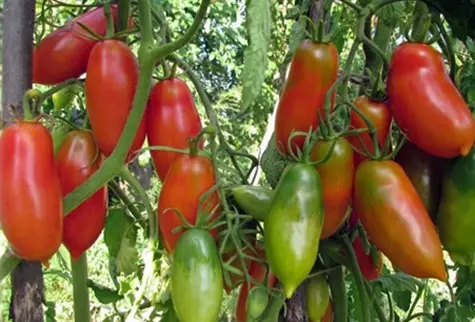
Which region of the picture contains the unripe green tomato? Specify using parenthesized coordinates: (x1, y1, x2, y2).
(52, 84, 80, 112)
(246, 286, 269, 321)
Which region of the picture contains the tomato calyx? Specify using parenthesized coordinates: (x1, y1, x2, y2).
(188, 125, 216, 155)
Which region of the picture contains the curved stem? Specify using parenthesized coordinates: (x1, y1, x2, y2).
(150, 0, 210, 60)
(71, 253, 90, 322)
(342, 235, 371, 322)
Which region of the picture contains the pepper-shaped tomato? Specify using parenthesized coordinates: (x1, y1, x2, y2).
(0, 121, 63, 261)
(235, 247, 277, 322)
(146, 78, 203, 182)
(171, 228, 223, 322)
(85, 39, 146, 160)
(438, 147, 475, 264)
(311, 138, 354, 238)
(354, 160, 446, 281)
(387, 42, 475, 158)
(395, 142, 446, 223)
(56, 131, 108, 260)
(348, 96, 392, 166)
(275, 40, 339, 155)
(157, 154, 220, 253)
(265, 163, 324, 298)
(33, 5, 127, 85)
(306, 274, 330, 322)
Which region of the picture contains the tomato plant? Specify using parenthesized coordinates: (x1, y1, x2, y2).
(146, 77, 203, 182)
(348, 96, 392, 165)
(56, 130, 108, 260)
(85, 39, 146, 160)
(387, 42, 475, 158)
(0, 121, 63, 262)
(354, 160, 446, 281)
(306, 274, 330, 322)
(311, 137, 354, 238)
(157, 153, 220, 253)
(275, 40, 339, 155)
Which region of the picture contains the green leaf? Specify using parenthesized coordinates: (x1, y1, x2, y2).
(288, 16, 306, 55)
(240, 0, 272, 112)
(88, 280, 123, 305)
(393, 290, 412, 311)
(428, 0, 475, 41)
(377, 3, 405, 27)
(44, 301, 57, 322)
(373, 273, 422, 293)
(104, 208, 138, 275)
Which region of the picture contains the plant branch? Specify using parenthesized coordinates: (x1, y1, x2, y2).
(71, 253, 90, 322)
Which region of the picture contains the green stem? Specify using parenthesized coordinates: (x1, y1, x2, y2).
(0, 249, 21, 282)
(104, 3, 114, 38)
(150, 0, 211, 60)
(326, 264, 348, 322)
(138, 0, 154, 46)
(364, 281, 388, 322)
(71, 253, 90, 322)
(410, 2, 431, 43)
(118, 0, 131, 33)
(405, 284, 424, 319)
(39, 79, 82, 108)
(108, 179, 146, 226)
(433, 15, 456, 80)
(402, 312, 433, 322)
(22, 89, 42, 120)
(342, 235, 371, 322)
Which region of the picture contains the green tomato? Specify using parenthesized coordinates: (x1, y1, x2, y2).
(246, 287, 269, 321)
(232, 185, 273, 222)
(306, 274, 330, 322)
(52, 84, 80, 111)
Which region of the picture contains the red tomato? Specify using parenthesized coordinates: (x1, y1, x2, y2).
(0, 121, 62, 261)
(387, 42, 475, 158)
(33, 5, 129, 85)
(348, 96, 392, 166)
(275, 40, 339, 155)
(157, 154, 220, 253)
(322, 302, 333, 322)
(235, 247, 278, 322)
(146, 78, 203, 182)
(311, 138, 354, 239)
(354, 160, 446, 281)
(85, 39, 146, 160)
(56, 131, 108, 260)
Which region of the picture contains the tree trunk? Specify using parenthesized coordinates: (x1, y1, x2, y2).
(2, 1, 44, 321)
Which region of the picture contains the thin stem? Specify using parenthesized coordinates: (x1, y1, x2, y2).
(138, 0, 154, 45)
(108, 179, 145, 226)
(71, 253, 90, 322)
(325, 263, 348, 322)
(364, 281, 389, 322)
(342, 235, 371, 322)
(446, 280, 456, 304)
(406, 284, 424, 319)
(434, 16, 456, 81)
(118, 0, 131, 33)
(150, 0, 211, 60)
(104, 3, 114, 38)
(402, 312, 433, 322)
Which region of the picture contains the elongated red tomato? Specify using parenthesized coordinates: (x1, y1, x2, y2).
(56, 131, 108, 260)
(235, 247, 277, 322)
(387, 43, 475, 158)
(157, 154, 220, 253)
(275, 40, 339, 155)
(354, 160, 446, 281)
(33, 5, 127, 85)
(146, 78, 203, 182)
(348, 96, 392, 166)
(0, 121, 62, 261)
(85, 39, 146, 160)
(311, 138, 354, 238)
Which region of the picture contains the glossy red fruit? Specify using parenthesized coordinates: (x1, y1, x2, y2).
(348, 96, 392, 166)
(56, 131, 108, 259)
(275, 40, 339, 155)
(311, 138, 354, 239)
(85, 39, 146, 160)
(157, 154, 220, 253)
(146, 78, 203, 182)
(387, 42, 475, 158)
(0, 121, 63, 261)
(33, 5, 129, 85)
(354, 160, 447, 281)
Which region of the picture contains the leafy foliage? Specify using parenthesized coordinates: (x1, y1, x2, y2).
(428, 0, 475, 41)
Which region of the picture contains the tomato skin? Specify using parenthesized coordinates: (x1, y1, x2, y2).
(171, 228, 223, 322)
(33, 5, 125, 85)
(311, 138, 354, 238)
(437, 147, 475, 262)
(146, 78, 203, 182)
(395, 142, 446, 223)
(275, 40, 339, 155)
(348, 96, 392, 166)
(354, 160, 446, 281)
(265, 163, 324, 298)
(157, 154, 220, 253)
(56, 131, 108, 260)
(387, 42, 475, 158)
(0, 122, 62, 261)
(85, 39, 146, 160)
(306, 274, 330, 322)
(235, 247, 277, 322)
(231, 185, 272, 222)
